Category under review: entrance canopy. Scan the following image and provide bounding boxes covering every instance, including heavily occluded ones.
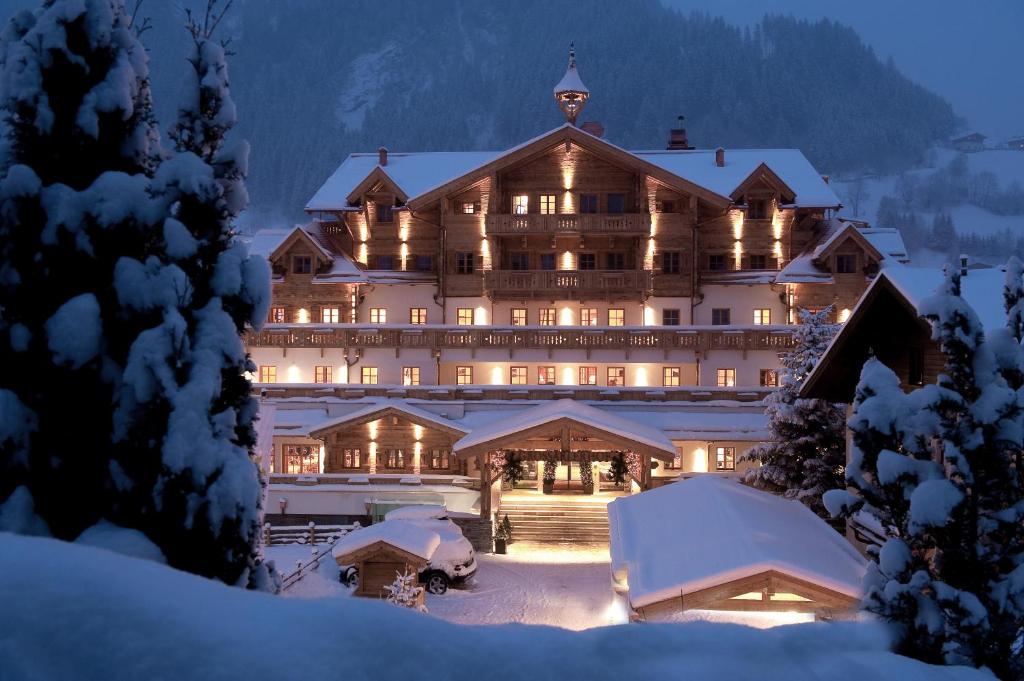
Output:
[452,399,678,461]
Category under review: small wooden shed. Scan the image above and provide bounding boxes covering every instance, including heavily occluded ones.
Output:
[332,521,440,605]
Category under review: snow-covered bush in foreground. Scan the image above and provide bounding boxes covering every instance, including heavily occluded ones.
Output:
[825,266,1024,678]
[0,533,994,681]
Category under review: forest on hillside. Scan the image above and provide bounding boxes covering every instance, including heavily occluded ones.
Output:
[26,0,959,223]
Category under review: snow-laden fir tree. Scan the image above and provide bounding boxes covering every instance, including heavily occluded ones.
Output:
[825,268,1024,679]
[742,307,846,518]
[384,568,426,613]
[110,0,273,587]
[0,0,161,538]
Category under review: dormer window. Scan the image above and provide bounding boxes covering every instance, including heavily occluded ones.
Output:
[513,195,529,215]
[835,254,857,274]
[461,202,479,214]
[292,255,312,274]
[376,203,394,223]
[747,199,769,220]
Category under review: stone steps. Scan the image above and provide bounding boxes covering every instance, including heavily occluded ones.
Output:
[498,495,612,544]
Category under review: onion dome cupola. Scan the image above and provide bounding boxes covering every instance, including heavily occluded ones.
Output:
[553,42,589,126]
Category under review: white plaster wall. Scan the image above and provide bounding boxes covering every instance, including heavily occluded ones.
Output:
[444,298,693,327]
[699,350,782,388]
[641,297,694,325]
[653,440,759,476]
[438,361,698,387]
[270,484,480,516]
[250,347,437,385]
[358,283,442,324]
[692,284,785,326]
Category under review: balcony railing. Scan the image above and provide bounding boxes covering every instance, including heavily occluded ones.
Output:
[246,323,796,355]
[483,269,653,300]
[485,213,650,234]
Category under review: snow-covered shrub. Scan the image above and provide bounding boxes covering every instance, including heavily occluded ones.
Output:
[384,568,426,613]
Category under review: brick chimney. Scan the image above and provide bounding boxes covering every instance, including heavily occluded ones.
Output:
[715,147,725,167]
[378,147,388,166]
[580,121,605,138]
[667,115,693,150]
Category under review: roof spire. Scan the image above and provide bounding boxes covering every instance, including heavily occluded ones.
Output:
[553,42,589,126]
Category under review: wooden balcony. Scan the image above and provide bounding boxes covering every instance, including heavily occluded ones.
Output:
[485,213,650,235]
[483,269,653,301]
[246,324,796,357]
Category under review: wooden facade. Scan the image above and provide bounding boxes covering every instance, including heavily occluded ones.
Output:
[334,540,428,606]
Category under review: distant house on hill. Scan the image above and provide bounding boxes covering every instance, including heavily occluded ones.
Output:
[1006,137,1024,152]
[950,132,987,153]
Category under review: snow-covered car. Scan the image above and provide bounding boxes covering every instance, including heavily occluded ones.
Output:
[338,505,477,595]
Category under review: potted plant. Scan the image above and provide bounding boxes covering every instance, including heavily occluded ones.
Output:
[493,513,513,554]
[609,453,629,489]
[542,458,556,494]
[579,460,595,495]
[502,452,525,489]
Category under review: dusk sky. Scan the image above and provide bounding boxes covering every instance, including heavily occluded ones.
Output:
[661,0,1023,139]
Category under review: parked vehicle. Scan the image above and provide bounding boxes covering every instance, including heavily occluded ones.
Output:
[338,505,476,595]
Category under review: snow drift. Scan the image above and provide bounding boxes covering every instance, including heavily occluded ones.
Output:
[0,533,994,681]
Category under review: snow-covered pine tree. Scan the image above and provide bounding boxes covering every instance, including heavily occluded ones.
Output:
[0,0,161,538]
[742,307,846,517]
[384,568,426,613]
[825,268,1024,678]
[110,0,273,588]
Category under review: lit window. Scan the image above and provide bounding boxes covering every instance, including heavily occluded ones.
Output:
[716,368,736,387]
[663,309,680,326]
[292,256,312,274]
[376,203,394,223]
[760,369,778,387]
[838,308,851,323]
[258,365,277,383]
[716,446,736,471]
[580,308,598,326]
[382,448,405,469]
[321,307,340,323]
[835,254,857,274]
[284,444,319,474]
[361,367,378,384]
[663,367,681,387]
[269,307,286,323]
[665,453,682,470]
[538,366,555,385]
[428,449,451,470]
[607,367,625,387]
[510,366,528,385]
[578,366,597,385]
[461,202,478,214]
[456,366,473,385]
[369,308,387,324]
[402,367,420,386]
[753,308,771,325]
[513,195,529,215]
[341,448,361,469]
[455,252,475,274]
[608,309,624,326]
[457,308,474,325]
[662,251,681,274]
[314,365,333,384]
[578,253,596,270]
[711,308,731,325]
[511,308,527,326]
[539,308,556,326]
[410,308,427,325]
[540,194,556,215]
[579,194,598,214]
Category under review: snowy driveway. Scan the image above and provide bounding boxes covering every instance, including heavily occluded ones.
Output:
[268,541,620,630]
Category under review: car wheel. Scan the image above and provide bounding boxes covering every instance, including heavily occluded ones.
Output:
[342,566,359,587]
[425,571,449,595]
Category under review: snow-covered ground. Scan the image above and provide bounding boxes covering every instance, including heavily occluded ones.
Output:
[268,541,618,629]
[2,533,996,680]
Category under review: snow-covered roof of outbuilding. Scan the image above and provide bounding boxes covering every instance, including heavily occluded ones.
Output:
[877,262,1008,332]
[452,398,678,458]
[608,476,866,609]
[331,520,440,562]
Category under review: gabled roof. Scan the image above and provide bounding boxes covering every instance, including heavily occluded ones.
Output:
[727,162,795,203]
[451,398,678,460]
[774,219,904,285]
[308,400,469,439]
[811,222,884,263]
[248,225,334,264]
[608,476,865,609]
[331,521,439,563]
[307,127,840,213]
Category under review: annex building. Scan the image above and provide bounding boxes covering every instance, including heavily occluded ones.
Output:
[247,49,907,533]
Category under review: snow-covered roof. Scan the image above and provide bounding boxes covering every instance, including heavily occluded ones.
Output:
[860,227,908,262]
[553,61,588,94]
[308,400,469,437]
[608,476,866,609]
[775,219,907,285]
[306,130,839,212]
[384,505,447,521]
[634,149,841,208]
[452,398,678,458]
[775,252,833,284]
[272,408,330,437]
[331,520,440,562]
[878,263,1008,332]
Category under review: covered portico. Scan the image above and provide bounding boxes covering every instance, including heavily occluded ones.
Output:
[452,399,679,519]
